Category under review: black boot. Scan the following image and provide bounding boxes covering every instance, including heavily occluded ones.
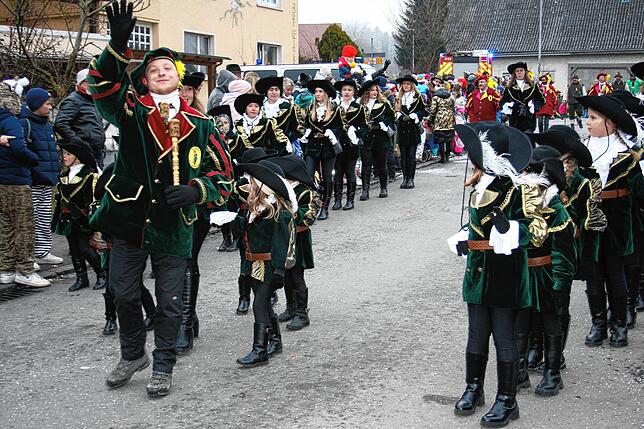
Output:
[278,278,295,322]
[287,288,310,331]
[267,316,283,357]
[535,334,564,396]
[626,305,637,329]
[559,314,570,370]
[237,275,251,315]
[332,180,343,210]
[93,270,108,290]
[609,295,628,347]
[343,180,356,210]
[378,175,388,198]
[270,291,279,306]
[585,293,608,347]
[454,352,487,416]
[68,258,89,292]
[317,181,333,220]
[102,292,118,335]
[176,269,198,354]
[218,227,233,251]
[515,333,531,390]
[226,238,239,252]
[526,334,543,372]
[480,360,520,428]
[360,168,371,200]
[237,323,269,367]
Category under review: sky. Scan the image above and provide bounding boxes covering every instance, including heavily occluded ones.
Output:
[298,0,402,33]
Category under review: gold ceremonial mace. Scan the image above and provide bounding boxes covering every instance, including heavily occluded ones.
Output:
[158,102,181,186]
[168,118,181,185]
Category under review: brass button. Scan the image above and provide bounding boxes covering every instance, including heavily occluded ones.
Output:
[154,179,160,184]
[116,194,121,198]
[477,267,483,272]
[151,199,157,204]
[145,219,151,224]
[466,268,471,272]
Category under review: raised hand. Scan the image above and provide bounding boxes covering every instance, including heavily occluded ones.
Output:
[106,0,137,51]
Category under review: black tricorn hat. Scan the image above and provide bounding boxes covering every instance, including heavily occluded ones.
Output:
[234,93,265,116]
[268,154,316,188]
[576,95,637,137]
[208,104,232,119]
[455,122,532,173]
[238,160,290,202]
[528,125,592,168]
[235,147,278,164]
[530,146,566,191]
[182,72,206,89]
[356,80,378,97]
[256,76,284,96]
[609,89,644,117]
[58,140,97,170]
[306,79,336,98]
[395,75,418,85]
[631,61,644,80]
[334,79,358,92]
[507,62,528,74]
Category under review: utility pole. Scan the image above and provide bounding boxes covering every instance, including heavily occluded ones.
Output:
[411,34,415,73]
[537,0,543,75]
[370,37,374,65]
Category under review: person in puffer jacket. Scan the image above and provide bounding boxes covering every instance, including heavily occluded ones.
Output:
[427,84,456,164]
[20,88,63,265]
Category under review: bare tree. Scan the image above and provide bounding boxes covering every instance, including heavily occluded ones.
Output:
[0,0,149,98]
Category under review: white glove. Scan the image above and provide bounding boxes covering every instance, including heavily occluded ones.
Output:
[410,113,419,124]
[379,122,388,132]
[210,211,238,226]
[501,102,514,115]
[528,100,535,114]
[285,140,293,153]
[324,129,338,145]
[447,229,469,259]
[347,125,359,145]
[489,220,520,255]
[300,129,311,144]
[395,111,402,120]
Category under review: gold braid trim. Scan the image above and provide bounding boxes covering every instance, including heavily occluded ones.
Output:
[107,44,130,64]
[205,146,222,172]
[548,217,572,233]
[604,153,639,189]
[270,118,290,147]
[566,178,589,206]
[522,185,548,248]
[469,222,485,239]
[192,178,208,205]
[481,186,515,225]
[586,177,607,232]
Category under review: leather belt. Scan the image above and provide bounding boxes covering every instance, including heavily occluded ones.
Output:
[528,255,552,267]
[61,207,87,216]
[467,240,493,251]
[296,225,309,233]
[601,188,630,199]
[312,132,326,139]
[245,251,271,261]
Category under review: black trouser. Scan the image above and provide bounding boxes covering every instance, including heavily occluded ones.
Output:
[104,250,155,320]
[305,155,335,184]
[386,147,397,178]
[285,266,307,316]
[537,115,550,133]
[66,229,102,274]
[251,279,276,325]
[398,144,418,179]
[109,237,187,373]
[586,247,628,322]
[362,146,388,186]
[190,217,210,275]
[334,149,358,185]
[515,307,561,337]
[466,304,518,362]
[434,130,454,158]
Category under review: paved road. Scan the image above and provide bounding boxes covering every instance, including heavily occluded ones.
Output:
[1,157,642,429]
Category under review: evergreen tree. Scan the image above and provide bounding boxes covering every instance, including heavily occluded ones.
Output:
[316,24,362,63]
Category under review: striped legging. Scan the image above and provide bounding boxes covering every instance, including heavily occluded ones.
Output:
[31,185,54,259]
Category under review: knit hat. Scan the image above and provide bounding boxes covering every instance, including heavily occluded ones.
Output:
[25,88,51,111]
[342,45,358,57]
[76,69,90,85]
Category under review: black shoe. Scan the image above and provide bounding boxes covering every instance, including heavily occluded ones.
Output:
[225,239,239,252]
[176,269,198,354]
[317,180,333,220]
[237,276,251,315]
[93,270,108,290]
[144,316,155,331]
[480,360,519,428]
[286,314,310,331]
[343,181,356,210]
[585,293,608,346]
[68,275,89,292]
[278,307,295,322]
[400,177,408,189]
[103,319,118,335]
[332,180,343,210]
[237,323,269,367]
[515,333,531,390]
[69,258,89,292]
[147,371,172,397]
[407,178,415,189]
[270,292,279,306]
[267,317,283,357]
[360,188,369,201]
[106,354,150,388]
[454,352,487,416]
[527,334,543,371]
[379,188,388,198]
[218,235,233,252]
[535,335,564,397]
[609,323,628,347]
[388,176,396,183]
[237,297,250,315]
[626,305,637,329]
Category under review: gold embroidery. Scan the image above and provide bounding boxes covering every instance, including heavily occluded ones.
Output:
[251,260,265,282]
[548,217,572,233]
[522,185,548,248]
[470,189,499,209]
[107,44,130,64]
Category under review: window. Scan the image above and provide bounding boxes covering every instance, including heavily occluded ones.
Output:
[257,43,281,66]
[129,24,152,50]
[257,0,281,8]
[184,32,214,73]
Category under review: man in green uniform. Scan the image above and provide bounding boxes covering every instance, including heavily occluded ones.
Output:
[88,0,233,397]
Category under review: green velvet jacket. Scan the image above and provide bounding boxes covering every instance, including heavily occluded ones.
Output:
[527,194,577,312]
[87,43,234,259]
[52,166,98,236]
[361,99,395,151]
[240,210,295,284]
[292,183,319,270]
[463,177,548,309]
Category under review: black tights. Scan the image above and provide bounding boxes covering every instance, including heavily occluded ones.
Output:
[334,151,357,185]
[399,144,418,179]
[251,280,276,325]
[466,304,518,362]
[305,156,335,184]
[361,146,387,184]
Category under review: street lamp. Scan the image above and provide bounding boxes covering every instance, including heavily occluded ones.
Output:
[537,0,543,75]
